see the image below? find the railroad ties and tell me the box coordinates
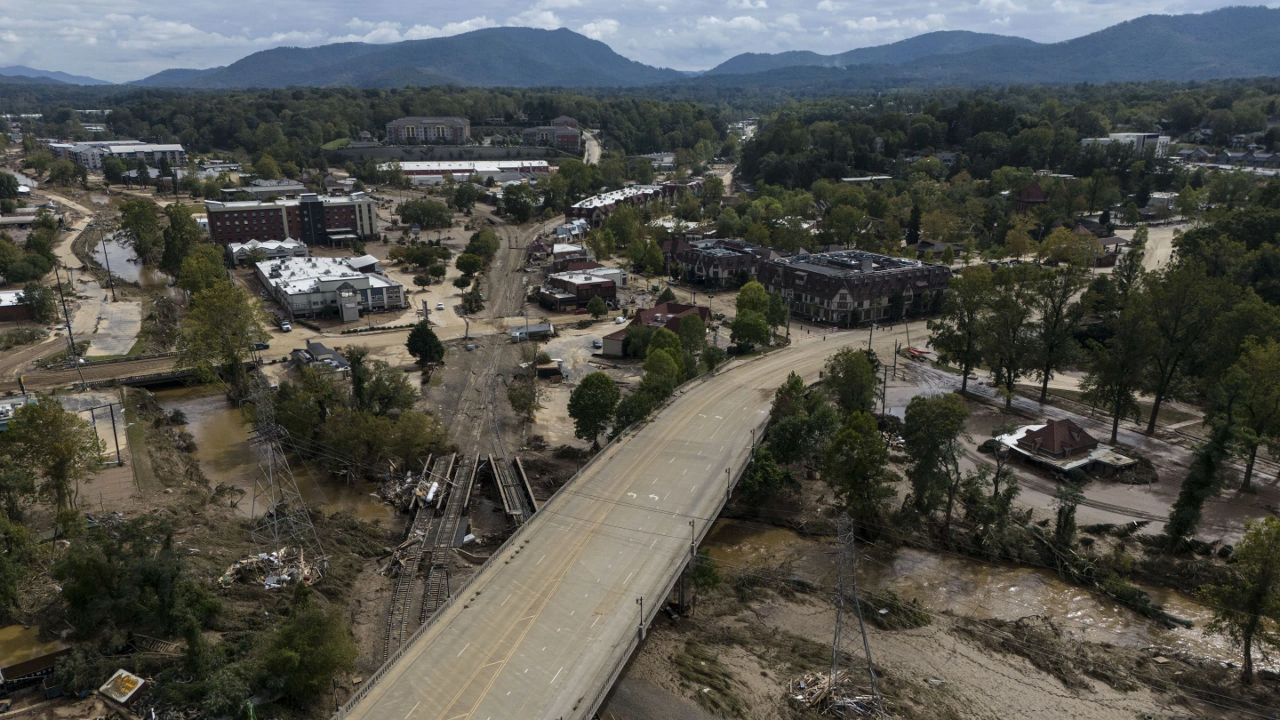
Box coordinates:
[488,454,537,526]
[420,454,477,623]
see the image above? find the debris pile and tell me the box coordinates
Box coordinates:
[379,472,438,511]
[380,532,427,577]
[787,671,878,717]
[218,546,321,589]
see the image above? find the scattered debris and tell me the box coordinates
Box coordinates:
[787,670,879,716]
[218,546,321,589]
[99,668,146,705]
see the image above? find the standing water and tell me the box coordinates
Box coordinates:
[153,386,395,527]
[703,519,1241,667]
[92,234,172,288]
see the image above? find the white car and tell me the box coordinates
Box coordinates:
[614,316,626,325]
[435,302,445,311]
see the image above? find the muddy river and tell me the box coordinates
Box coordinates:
[92,234,171,288]
[153,386,395,527]
[703,519,1241,666]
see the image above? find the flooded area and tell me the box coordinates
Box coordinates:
[153,386,395,527]
[703,519,1240,667]
[92,234,171,287]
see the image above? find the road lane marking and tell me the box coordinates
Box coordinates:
[456,642,471,658]
[403,701,421,718]
[551,666,564,685]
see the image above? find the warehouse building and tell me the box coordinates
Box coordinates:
[255,256,407,320]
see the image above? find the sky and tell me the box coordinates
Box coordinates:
[0,0,1274,82]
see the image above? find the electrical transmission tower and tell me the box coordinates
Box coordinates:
[831,516,883,716]
[247,381,326,569]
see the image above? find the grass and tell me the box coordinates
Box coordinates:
[321,138,352,151]
[0,327,46,351]
[673,642,749,717]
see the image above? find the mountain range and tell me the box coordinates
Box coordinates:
[7,6,1280,91]
[0,65,109,85]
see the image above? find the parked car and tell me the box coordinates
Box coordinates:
[252,341,270,350]
[435,302,445,311]
[592,339,603,349]
[279,320,292,332]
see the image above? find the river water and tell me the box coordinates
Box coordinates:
[703,519,1237,666]
[153,386,395,527]
[92,234,171,288]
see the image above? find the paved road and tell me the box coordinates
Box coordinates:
[339,330,860,720]
[583,130,601,166]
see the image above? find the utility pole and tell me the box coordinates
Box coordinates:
[832,517,883,713]
[867,322,874,351]
[100,234,116,301]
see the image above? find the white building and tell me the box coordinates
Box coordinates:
[255,256,407,321]
[1080,133,1170,159]
[226,239,308,265]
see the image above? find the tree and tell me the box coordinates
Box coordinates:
[177,281,267,395]
[257,586,356,707]
[119,198,163,265]
[254,154,282,180]
[0,172,19,199]
[0,516,31,620]
[455,252,483,276]
[346,347,415,417]
[450,182,481,212]
[1080,306,1151,443]
[641,349,682,399]
[1224,340,1280,491]
[731,310,769,351]
[613,390,659,433]
[396,199,452,229]
[507,376,540,424]
[929,266,992,394]
[1029,266,1088,403]
[903,393,969,539]
[568,372,620,448]
[824,348,876,414]
[501,184,535,223]
[101,157,126,185]
[736,280,769,316]
[5,400,102,530]
[1142,262,1234,433]
[740,444,789,503]
[406,321,444,365]
[19,282,56,324]
[1203,517,1280,683]
[701,346,727,373]
[1165,422,1234,546]
[677,314,706,354]
[586,295,608,320]
[824,411,896,538]
[160,204,202,276]
[176,244,226,295]
[979,270,1035,409]
[1053,483,1083,548]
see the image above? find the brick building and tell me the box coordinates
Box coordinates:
[757,250,950,327]
[522,125,581,152]
[385,116,470,145]
[204,193,376,246]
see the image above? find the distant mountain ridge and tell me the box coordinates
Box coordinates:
[689,6,1280,91]
[0,65,108,86]
[133,27,682,89]
[706,31,1039,76]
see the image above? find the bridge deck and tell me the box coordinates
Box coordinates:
[339,335,851,720]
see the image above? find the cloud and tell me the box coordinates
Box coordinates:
[726,0,767,8]
[334,16,496,44]
[697,15,768,32]
[978,0,1026,13]
[776,13,803,32]
[507,9,562,29]
[580,18,620,40]
[842,13,947,32]
[816,0,843,10]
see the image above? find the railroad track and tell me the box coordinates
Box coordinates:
[419,454,476,623]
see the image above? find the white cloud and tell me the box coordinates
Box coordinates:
[776,13,803,32]
[580,18,620,40]
[333,16,496,44]
[816,0,843,11]
[697,15,768,32]
[843,13,946,32]
[978,0,1026,13]
[507,9,562,29]
[537,0,582,7]
[726,0,768,8]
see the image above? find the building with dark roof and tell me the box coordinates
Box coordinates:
[602,302,711,357]
[1017,418,1097,459]
[672,238,771,288]
[522,125,581,152]
[385,116,470,145]
[204,193,376,246]
[757,250,950,327]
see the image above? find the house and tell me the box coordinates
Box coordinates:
[0,624,70,689]
[291,340,350,374]
[0,290,32,322]
[522,125,581,152]
[385,116,470,145]
[998,419,1137,476]
[222,179,307,200]
[672,238,768,287]
[1014,183,1048,213]
[205,193,377,246]
[538,271,617,311]
[551,115,579,129]
[601,302,711,357]
[225,239,308,265]
[1017,419,1097,459]
[255,256,407,320]
[757,250,951,327]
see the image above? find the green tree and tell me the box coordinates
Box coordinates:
[824,348,877,414]
[456,252,483,276]
[101,157,126,185]
[254,154,282,180]
[928,266,992,394]
[507,375,540,424]
[1165,422,1234,546]
[0,172,18,199]
[1029,266,1088,403]
[5,400,101,528]
[346,347,415,417]
[586,295,608,320]
[406,320,444,365]
[903,393,969,539]
[568,372,620,448]
[641,349,682,399]
[1224,340,1280,491]
[19,282,56,324]
[120,197,163,265]
[731,310,769,351]
[1080,306,1151,443]
[397,199,452,229]
[177,281,267,394]
[501,184,535,223]
[1203,517,1280,683]
[160,203,202,276]
[257,586,356,707]
[979,270,1035,409]
[736,280,769,316]
[740,444,789,503]
[701,346,727,374]
[824,411,896,538]
[450,182,481,212]
[677,314,706,354]
[0,516,31,621]
[176,244,227,295]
